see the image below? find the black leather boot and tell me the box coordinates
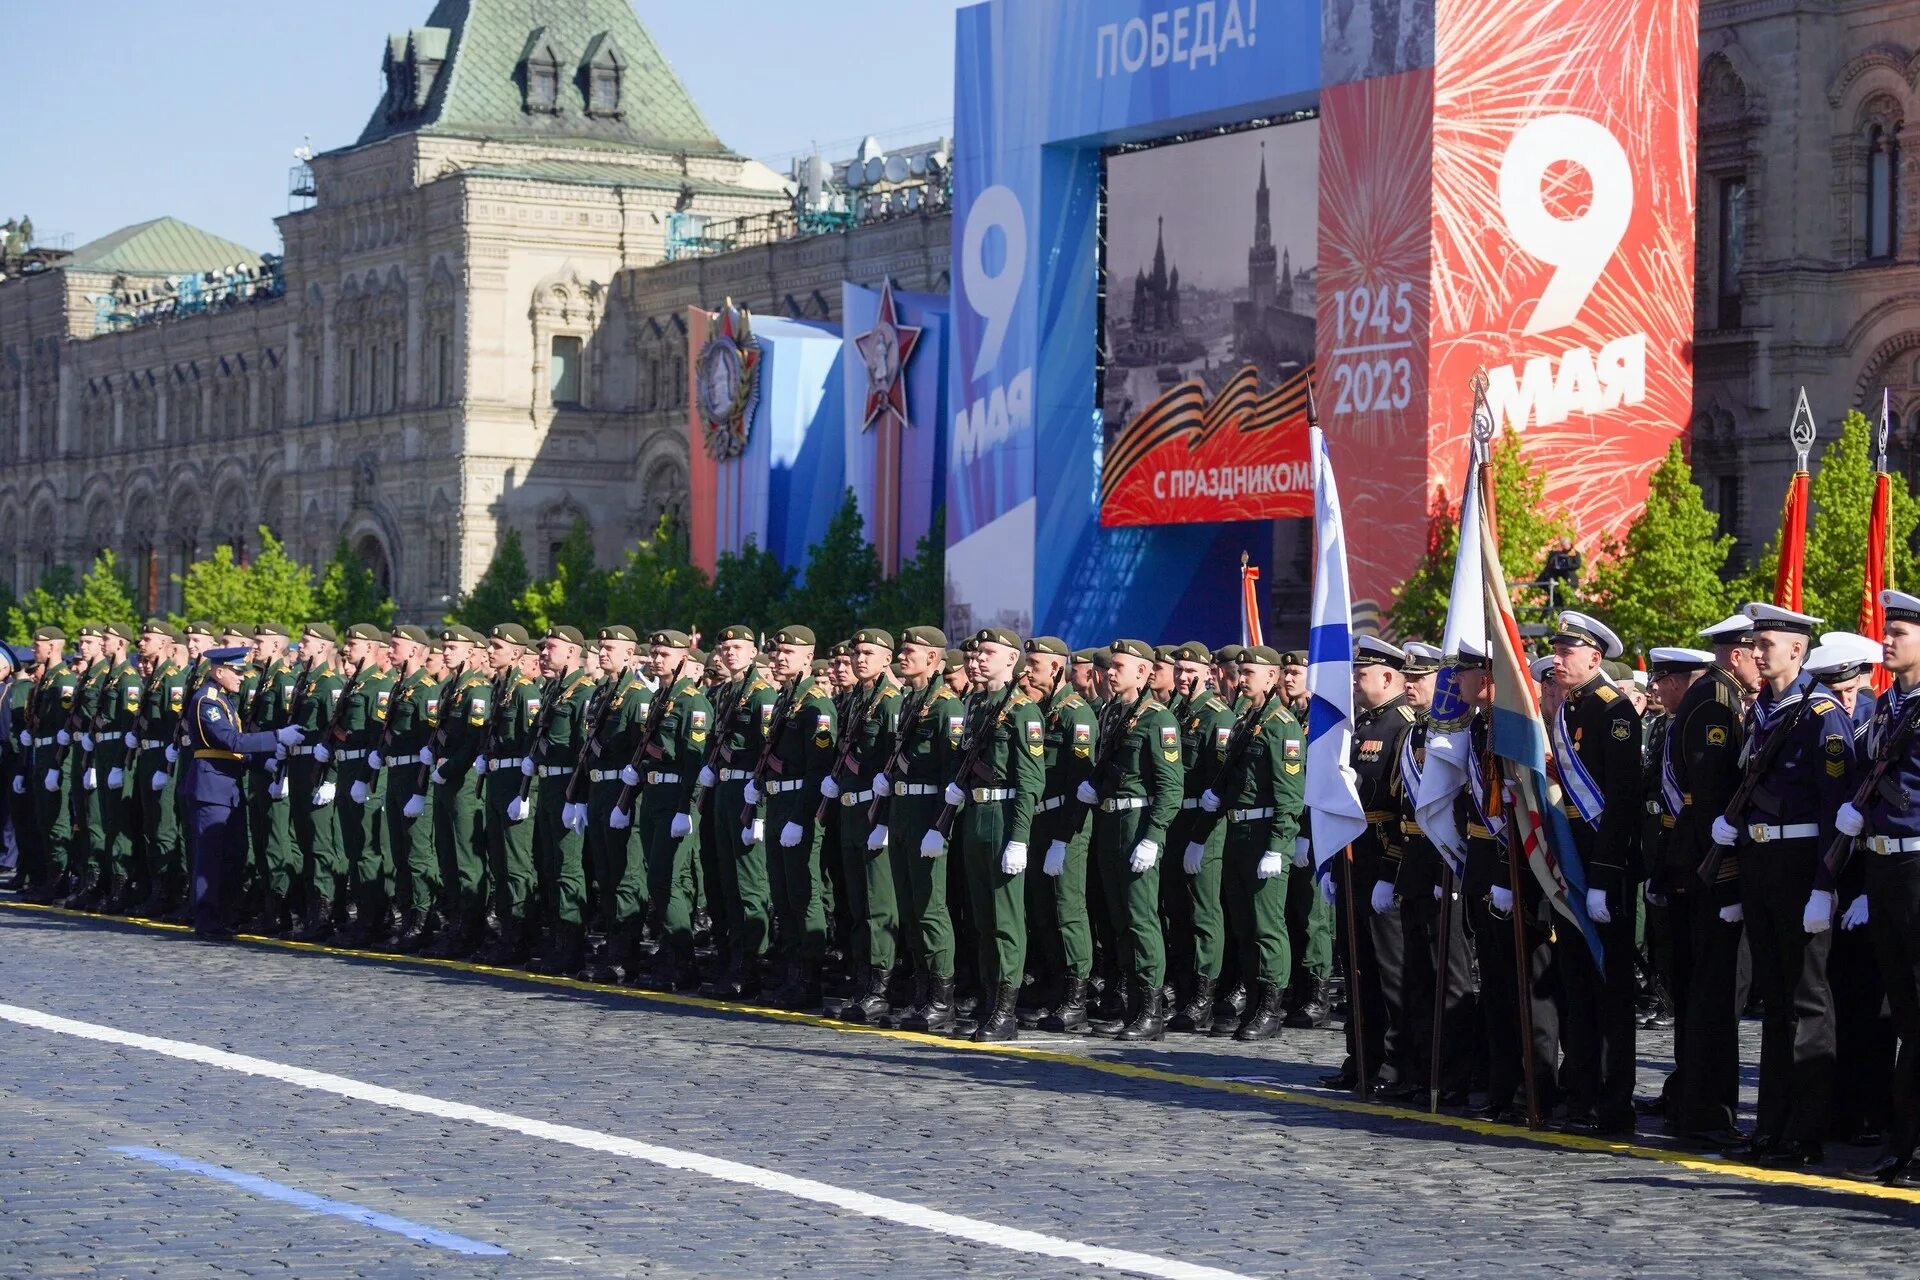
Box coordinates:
[290,896,334,942]
[889,972,929,1028]
[843,966,892,1025]
[394,910,428,952]
[971,979,1019,1042]
[100,875,135,914]
[1040,975,1091,1033]
[1284,976,1332,1028]
[63,868,104,910]
[243,891,285,935]
[1235,981,1285,1041]
[916,974,958,1034]
[1169,975,1216,1033]
[1117,980,1168,1042]
[130,882,170,918]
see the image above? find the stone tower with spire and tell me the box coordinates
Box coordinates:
[1247,142,1277,313]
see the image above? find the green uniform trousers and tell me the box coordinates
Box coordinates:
[837,800,902,972]
[1165,813,1227,981]
[533,775,585,928]
[482,770,534,923]
[718,780,772,960]
[1284,850,1335,982]
[249,768,295,900]
[339,761,389,918]
[386,771,437,916]
[892,796,953,979]
[641,790,697,952]
[1028,816,1094,982]
[135,748,182,892]
[290,757,344,903]
[35,760,77,881]
[1223,825,1292,988]
[1092,808,1166,989]
[588,777,646,930]
[959,799,1026,988]
[432,768,487,918]
[767,796,827,962]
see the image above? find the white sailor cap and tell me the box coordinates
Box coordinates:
[1551,610,1623,659]
[1807,631,1881,681]
[1699,613,1755,646]
[1741,602,1822,635]
[1647,647,1713,677]
[1631,669,1648,689]
[1450,637,1490,670]
[1529,654,1556,682]
[1400,641,1444,676]
[1354,635,1406,669]
[1882,589,1920,624]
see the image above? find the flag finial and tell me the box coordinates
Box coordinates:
[1789,386,1817,470]
[1469,367,1494,459]
[1878,387,1891,474]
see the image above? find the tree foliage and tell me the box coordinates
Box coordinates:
[701,539,795,644]
[173,529,318,633]
[6,554,137,642]
[1589,439,1735,657]
[606,512,713,641]
[1802,410,1920,631]
[452,528,533,630]
[518,515,612,637]
[788,490,882,646]
[314,538,395,632]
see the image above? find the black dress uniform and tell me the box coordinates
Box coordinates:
[181,652,286,935]
[1825,668,1891,1148]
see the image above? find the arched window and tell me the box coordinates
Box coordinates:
[1867,124,1900,260]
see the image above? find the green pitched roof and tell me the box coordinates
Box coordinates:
[352,0,731,157]
[62,217,262,278]
[450,159,767,196]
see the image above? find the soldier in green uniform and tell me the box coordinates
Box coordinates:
[526,625,596,975]
[1192,645,1306,1039]
[577,628,654,981]
[5,648,33,890]
[90,622,144,912]
[376,625,442,951]
[823,628,903,1022]
[1075,638,1183,1041]
[1020,635,1099,1033]
[286,624,347,940]
[1167,642,1238,1032]
[241,624,300,935]
[325,625,396,947]
[59,625,112,907]
[607,629,711,989]
[743,626,837,1008]
[129,622,188,918]
[22,627,79,902]
[418,627,493,958]
[474,623,541,965]
[1277,647,1335,1028]
[695,624,777,998]
[929,628,1045,1042]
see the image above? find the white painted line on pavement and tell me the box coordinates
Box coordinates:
[4,1002,1253,1280]
[110,1145,510,1256]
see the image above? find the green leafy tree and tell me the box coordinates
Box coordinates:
[176,546,254,630]
[869,507,947,634]
[7,566,77,643]
[703,539,794,643]
[1588,439,1736,657]
[452,528,533,630]
[605,512,712,639]
[1802,410,1920,630]
[518,515,612,637]
[788,489,881,645]
[1390,426,1580,639]
[313,539,395,633]
[7,553,139,641]
[245,528,320,632]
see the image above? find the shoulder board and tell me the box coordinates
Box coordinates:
[879,685,901,700]
[1396,704,1416,721]
[1062,694,1084,709]
[1009,694,1030,708]
[749,679,769,693]
[1812,698,1837,715]
[1594,684,1619,703]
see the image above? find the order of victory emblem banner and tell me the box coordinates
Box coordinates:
[696,299,762,461]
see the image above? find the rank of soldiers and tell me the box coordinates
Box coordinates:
[6,596,1920,1188]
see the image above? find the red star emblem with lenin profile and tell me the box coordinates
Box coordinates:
[854,280,922,433]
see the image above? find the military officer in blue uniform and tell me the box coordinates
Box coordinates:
[181,647,304,938]
[1708,602,1856,1167]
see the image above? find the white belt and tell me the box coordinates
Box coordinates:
[1867,834,1920,854]
[490,756,526,772]
[590,769,622,782]
[768,779,807,794]
[647,771,681,785]
[540,765,572,777]
[139,738,165,750]
[1036,795,1067,813]
[339,749,367,762]
[971,787,1014,802]
[720,769,754,781]
[1099,796,1148,813]
[1230,806,1276,822]
[287,745,314,757]
[839,789,875,806]
[32,736,54,747]
[894,782,938,796]
[1746,822,1818,843]
[1179,798,1200,810]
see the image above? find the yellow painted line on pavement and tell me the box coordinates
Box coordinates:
[7,897,1919,1208]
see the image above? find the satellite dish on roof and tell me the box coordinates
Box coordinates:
[883,155,909,184]
[843,162,865,189]
[864,156,886,186]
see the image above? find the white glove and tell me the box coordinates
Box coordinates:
[1835,802,1866,838]
[1842,895,1869,931]
[1001,840,1028,875]
[1183,842,1204,875]
[474,756,488,776]
[741,818,765,845]
[81,767,96,791]
[506,795,528,823]
[269,778,288,801]
[274,744,287,761]
[520,757,535,777]
[313,742,331,764]
[1711,816,1738,847]
[873,774,892,797]
[1257,851,1286,880]
[430,767,445,785]
[1718,903,1743,924]
[697,766,716,789]
[1645,889,1667,907]
[560,802,583,834]
[619,764,640,788]
[55,729,71,746]
[367,751,384,771]
[1319,873,1337,906]
[1585,888,1611,924]
[1075,780,1098,806]
[1369,879,1395,914]
[671,812,692,838]
[79,732,95,752]
[1803,889,1834,934]
[311,780,335,807]
[867,823,889,851]
[743,780,762,804]
[1490,885,1514,914]
[921,829,947,858]
[122,731,136,750]
[820,776,840,799]
[275,725,303,746]
[17,729,30,747]
[42,768,58,792]
[350,780,369,805]
[608,805,631,830]
[106,767,124,789]
[779,820,803,848]
[1129,838,1159,873]
[165,745,178,763]
[10,775,23,794]
[1433,884,1445,901]
[402,793,424,819]
[1043,839,1067,876]
[1293,836,1310,868]
[148,769,167,792]
[417,746,435,767]
[945,782,966,807]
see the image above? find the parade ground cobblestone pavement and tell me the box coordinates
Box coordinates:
[2,900,1915,1278]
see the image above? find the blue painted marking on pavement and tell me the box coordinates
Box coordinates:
[109,1145,509,1257]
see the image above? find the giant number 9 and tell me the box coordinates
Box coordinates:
[1497,113,1632,336]
[960,184,1027,380]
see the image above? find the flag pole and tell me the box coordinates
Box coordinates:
[1341,843,1368,1097]
[1471,366,1543,1131]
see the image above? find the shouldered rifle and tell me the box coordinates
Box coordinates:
[1081,693,1153,806]
[412,665,480,792]
[740,680,805,828]
[315,664,363,785]
[687,676,746,814]
[868,682,933,825]
[818,679,885,823]
[1202,692,1270,803]
[517,672,570,804]
[1697,697,1813,885]
[562,673,622,807]
[931,684,1015,838]
[610,671,677,815]
[1823,694,1920,881]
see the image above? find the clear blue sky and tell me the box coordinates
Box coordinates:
[0,1,961,253]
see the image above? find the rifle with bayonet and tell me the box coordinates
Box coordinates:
[867,681,934,826]
[609,667,679,819]
[686,674,746,814]
[1823,694,1920,882]
[562,671,624,810]
[930,682,1016,838]
[1697,696,1814,885]
[739,679,806,830]
[818,678,887,824]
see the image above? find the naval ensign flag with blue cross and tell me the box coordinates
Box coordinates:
[1305,426,1369,884]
